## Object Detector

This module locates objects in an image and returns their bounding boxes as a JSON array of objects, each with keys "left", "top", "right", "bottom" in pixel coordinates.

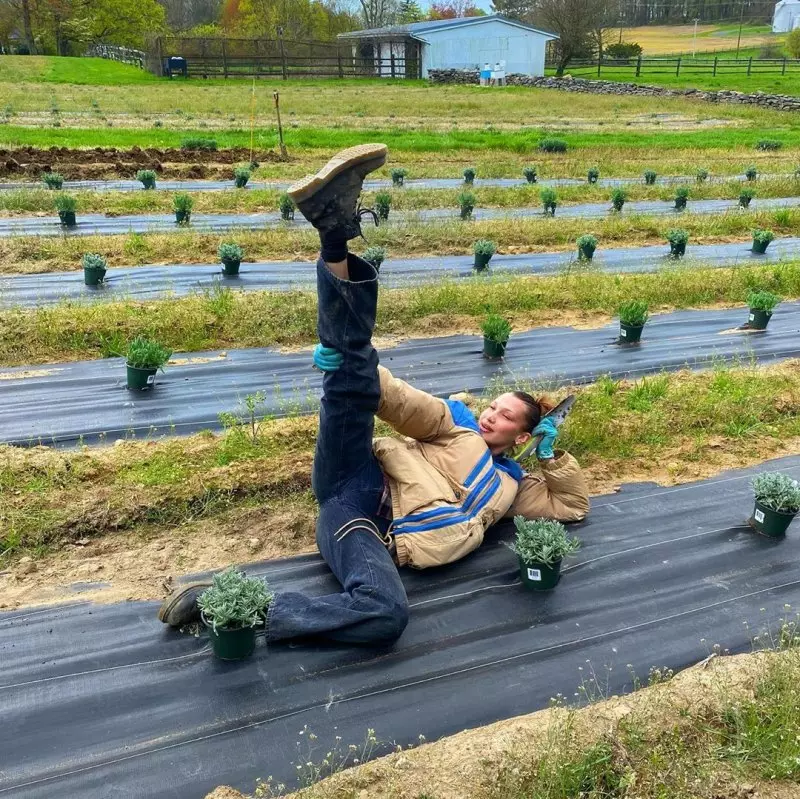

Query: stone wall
[{"left": 427, "top": 68, "right": 800, "bottom": 112}]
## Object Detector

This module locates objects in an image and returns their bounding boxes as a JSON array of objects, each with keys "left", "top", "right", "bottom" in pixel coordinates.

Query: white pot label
[
  {"left": 754, "top": 509, "right": 765, "bottom": 523},
  {"left": 748, "top": 313, "right": 755, "bottom": 322},
  {"left": 146, "top": 374, "right": 155, "bottom": 385},
  {"left": 620, "top": 328, "right": 627, "bottom": 337},
  {"left": 527, "top": 567, "right": 542, "bottom": 581}
]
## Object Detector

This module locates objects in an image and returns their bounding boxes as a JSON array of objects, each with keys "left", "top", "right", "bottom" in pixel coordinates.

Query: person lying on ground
[{"left": 158, "top": 143, "right": 590, "bottom": 645}]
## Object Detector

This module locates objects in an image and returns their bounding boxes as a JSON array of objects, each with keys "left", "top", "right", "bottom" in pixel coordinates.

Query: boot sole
[
  {"left": 288, "top": 143, "right": 388, "bottom": 204},
  {"left": 157, "top": 581, "right": 211, "bottom": 625}
]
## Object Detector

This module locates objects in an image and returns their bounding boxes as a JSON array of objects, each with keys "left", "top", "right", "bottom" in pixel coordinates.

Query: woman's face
[{"left": 478, "top": 393, "right": 532, "bottom": 453}]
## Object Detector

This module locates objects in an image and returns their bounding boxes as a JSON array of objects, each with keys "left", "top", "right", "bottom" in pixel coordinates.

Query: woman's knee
[{"left": 354, "top": 594, "right": 409, "bottom": 644}]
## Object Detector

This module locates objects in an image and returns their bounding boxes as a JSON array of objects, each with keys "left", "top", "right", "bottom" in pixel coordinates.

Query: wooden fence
[
  {"left": 86, "top": 44, "right": 146, "bottom": 69},
  {"left": 147, "top": 36, "right": 420, "bottom": 79},
  {"left": 549, "top": 55, "right": 800, "bottom": 78}
]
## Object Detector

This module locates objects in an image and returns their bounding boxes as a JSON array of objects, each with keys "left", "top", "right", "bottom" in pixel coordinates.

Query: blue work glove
[
  {"left": 532, "top": 417, "right": 558, "bottom": 460},
  {"left": 313, "top": 343, "right": 343, "bottom": 372}
]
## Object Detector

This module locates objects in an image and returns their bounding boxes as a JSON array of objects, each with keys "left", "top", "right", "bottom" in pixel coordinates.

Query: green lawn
[
  {"left": 0, "top": 55, "right": 159, "bottom": 85},
  {"left": 555, "top": 46, "right": 800, "bottom": 95},
  {"left": 2, "top": 122, "right": 799, "bottom": 154}
]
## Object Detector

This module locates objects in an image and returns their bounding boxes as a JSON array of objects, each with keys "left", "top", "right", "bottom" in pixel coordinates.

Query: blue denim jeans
[{"left": 266, "top": 255, "right": 409, "bottom": 645}]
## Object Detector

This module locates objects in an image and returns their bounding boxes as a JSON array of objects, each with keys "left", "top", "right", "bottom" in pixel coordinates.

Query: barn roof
[{"left": 338, "top": 14, "right": 559, "bottom": 41}]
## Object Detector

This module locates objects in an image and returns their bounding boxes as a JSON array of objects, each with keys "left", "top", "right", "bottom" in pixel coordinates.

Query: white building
[
  {"left": 338, "top": 14, "right": 559, "bottom": 79},
  {"left": 773, "top": 0, "right": 800, "bottom": 32}
]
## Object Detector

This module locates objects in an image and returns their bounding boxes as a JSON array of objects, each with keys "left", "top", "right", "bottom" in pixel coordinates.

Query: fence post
[
  {"left": 155, "top": 36, "right": 164, "bottom": 76},
  {"left": 747, "top": 56, "right": 752, "bottom": 76},
  {"left": 338, "top": 51, "right": 344, "bottom": 78},
  {"left": 391, "top": 53, "right": 395, "bottom": 78},
  {"left": 221, "top": 39, "right": 228, "bottom": 78},
  {"left": 713, "top": 56, "right": 717, "bottom": 76},
  {"left": 278, "top": 27, "right": 288, "bottom": 80},
  {"left": 635, "top": 55, "right": 641, "bottom": 77},
  {"left": 783, "top": 57, "right": 787, "bottom": 75},
  {"left": 676, "top": 57, "right": 681, "bottom": 77}
]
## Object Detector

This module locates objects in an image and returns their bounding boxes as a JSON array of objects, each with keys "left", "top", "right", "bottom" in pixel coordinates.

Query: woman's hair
[{"left": 511, "top": 391, "right": 556, "bottom": 433}]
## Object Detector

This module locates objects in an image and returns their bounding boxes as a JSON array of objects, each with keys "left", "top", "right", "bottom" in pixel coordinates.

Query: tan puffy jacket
[{"left": 374, "top": 367, "right": 590, "bottom": 569}]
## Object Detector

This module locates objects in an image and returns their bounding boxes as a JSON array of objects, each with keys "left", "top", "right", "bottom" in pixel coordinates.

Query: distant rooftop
[{"left": 338, "top": 14, "right": 559, "bottom": 41}]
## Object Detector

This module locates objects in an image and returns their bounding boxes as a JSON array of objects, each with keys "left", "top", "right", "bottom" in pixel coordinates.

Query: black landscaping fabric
[
  {"left": 2, "top": 238, "right": 799, "bottom": 308},
  {"left": 2, "top": 302, "right": 800, "bottom": 446},
  {"left": 1, "top": 196, "right": 799, "bottom": 238},
  {"left": 0, "top": 173, "right": 786, "bottom": 193},
  {"left": 2, "top": 455, "right": 799, "bottom": 798}
]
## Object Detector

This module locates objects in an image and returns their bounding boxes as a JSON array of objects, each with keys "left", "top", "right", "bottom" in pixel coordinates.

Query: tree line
[{"left": 0, "top": 0, "right": 492, "bottom": 56}]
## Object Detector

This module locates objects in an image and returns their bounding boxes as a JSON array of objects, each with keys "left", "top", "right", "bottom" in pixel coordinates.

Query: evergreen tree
[{"left": 397, "top": 0, "right": 424, "bottom": 22}]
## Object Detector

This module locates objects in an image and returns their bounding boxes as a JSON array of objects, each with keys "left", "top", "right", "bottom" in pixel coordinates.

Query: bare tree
[
  {"left": 533, "top": 0, "right": 616, "bottom": 75},
  {"left": 358, "top": 0, "right": 396, "bottom": 28}
]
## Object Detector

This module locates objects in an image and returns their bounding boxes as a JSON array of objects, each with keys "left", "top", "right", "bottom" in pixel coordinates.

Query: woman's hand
[
  {"left": 312, "top": 343, "right": 343, "bottom": 372},
  {"left": 532, "top": 417, "right": 558, "bottom": 460}
]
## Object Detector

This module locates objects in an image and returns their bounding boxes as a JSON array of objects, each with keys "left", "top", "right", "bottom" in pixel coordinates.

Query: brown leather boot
[
  {"left": 288, "top": 143, "right": 388, "bottom": 238},
  {"left": 157, "top": 580, "right": 212, "bottom": 627}
]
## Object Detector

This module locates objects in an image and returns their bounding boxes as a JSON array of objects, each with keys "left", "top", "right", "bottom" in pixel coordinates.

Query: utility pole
[
  {"left": 735, "top": 0, "right": 746, "bottom": 60},
  {"left": 692, "top": 18, "right": 700, "bottom": 57}
]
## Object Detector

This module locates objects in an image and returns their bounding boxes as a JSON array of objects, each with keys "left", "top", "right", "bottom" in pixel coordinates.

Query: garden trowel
[{"left": 513, "top": 394, "right": 576, "bottom": 463}]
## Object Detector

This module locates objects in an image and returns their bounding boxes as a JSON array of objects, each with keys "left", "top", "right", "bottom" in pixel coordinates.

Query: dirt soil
[
  {"left": 202, "top": 650, "right": 800, "bottom": 799},
  {"left": 0, "top": 503, "right": 317, "bottom": 611},
  {"left": 0, "top": 146, "right": 289, "bottom": 180}
]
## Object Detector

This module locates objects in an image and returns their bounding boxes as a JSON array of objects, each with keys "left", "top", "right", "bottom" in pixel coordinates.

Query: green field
[{"left": 1, "top": 56, "right": 799, "bottom": 155}]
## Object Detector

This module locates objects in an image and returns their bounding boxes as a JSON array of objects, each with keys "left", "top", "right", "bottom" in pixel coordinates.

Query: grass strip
[
  {"left": 3, "top": 177, "right": 800, "bottom": 216},
  {"left": 3, "top": 360, "right": 800, "bottom": 563},
  {"left": 2, "top": 118, "right": 800, "bottom": 153},
  {"left": 2, "top": 260, "right": 800, "bottom": 366},
  {"left": 2, "top": 207, "right": 800, "bottom": 274}
]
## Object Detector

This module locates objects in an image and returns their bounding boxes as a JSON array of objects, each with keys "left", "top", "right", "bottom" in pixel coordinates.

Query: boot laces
[{"left": 354, "top": 203, "right": 379, "bottom": 238}]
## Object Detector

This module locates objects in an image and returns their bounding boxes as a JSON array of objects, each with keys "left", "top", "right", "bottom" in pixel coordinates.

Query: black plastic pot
[
  {"left": 221, "top": 258, "right": 241, "bottom": 277},
  {"left": 83, "top": 266, "right": 106, "bottom": 287},
  {"left": 747, "top": 308, "right": 772, "bottom": 330},
  {"left": 126, "top": 364, "right": 158, "bottom": 390},
  {"left": 619, "top": 322, "right": 644, "bottom": 343},
  {"left": 58, "top": 211, "right": 76, "bottom": 227},
  {"left": 203, "top": 615, "right": 257, "bottom": 661},
  {"left": 669, "top": 241, "right": 686, "bottom": 258},
  {"left": 392, "top": 177, "right": 405, "bottom": 187},
  {"left": 518, "top": 555, "right": 562, "bottom": 590},
  {"left": 234, "top": 177, "right": 249, "bottom": 188},
  {"left": 483, "top": 337, "right": 507, "bottom": 359},
  {"left": 544, "top": 204, "right": 556, "bottom": 216},
  {"left": 460, "top": 208, "right": 473, "bottom": 220},
  {"left": 474, "top": 252, "right": 492, "bottom": 271},
  {"left": 674, "top": 199, "right": 687, "bottom": 210},
  {"left": 141, "top": 179, "right": 156, "bottom": 190},
  {"left": 525, "top": 174, "right": 537, "bottom": 184},
  {"left": 752, "top": 239, "right": 770, "bottom": 254},
  {"left": 175, "top": 210, "right": 191, "bottom": 224},
  {"left": 750, "top": 500, "right": 797, "bottom": 538},
  {"left": 578, "top": 244, "right": 596, "bottom": 261}
]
